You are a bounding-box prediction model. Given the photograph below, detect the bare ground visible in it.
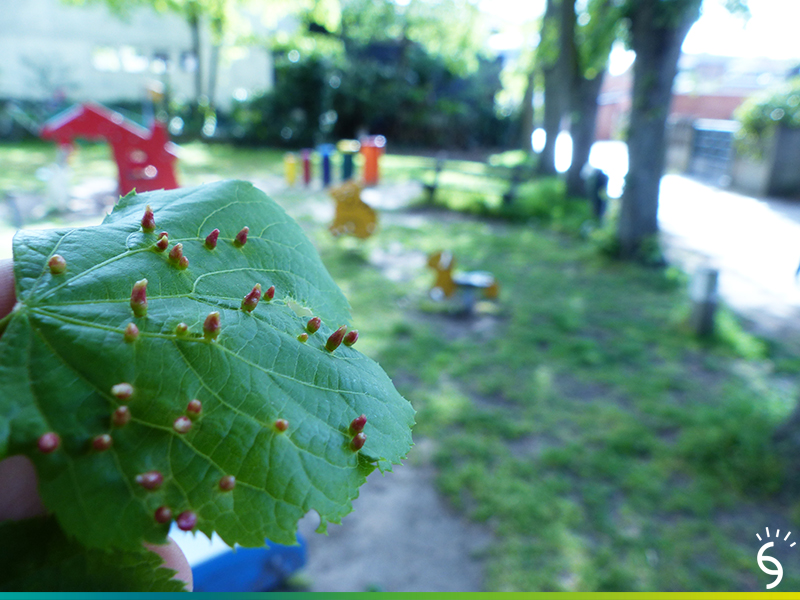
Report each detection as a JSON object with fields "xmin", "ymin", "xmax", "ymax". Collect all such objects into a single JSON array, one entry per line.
[{"xmin": 296, "ymin": 439, "xmax": 493, "ymax": 592}]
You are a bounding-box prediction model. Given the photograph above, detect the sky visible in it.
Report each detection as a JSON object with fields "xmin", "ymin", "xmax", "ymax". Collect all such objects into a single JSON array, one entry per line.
[{"xmin": 481, "ymin": 0, "xmax": 800, "ymax": 63}]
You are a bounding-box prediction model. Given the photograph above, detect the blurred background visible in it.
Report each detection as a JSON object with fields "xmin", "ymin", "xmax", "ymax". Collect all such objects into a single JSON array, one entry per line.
[{"xmin": 2, "ymin": 0, "xmax": 800, "ymax": 592}]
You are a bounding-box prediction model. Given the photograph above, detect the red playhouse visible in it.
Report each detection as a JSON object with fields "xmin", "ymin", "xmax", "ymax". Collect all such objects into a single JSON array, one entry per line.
[{"xmin": 40, "ymin": 102, "xmax": 179, "ymax": 196}]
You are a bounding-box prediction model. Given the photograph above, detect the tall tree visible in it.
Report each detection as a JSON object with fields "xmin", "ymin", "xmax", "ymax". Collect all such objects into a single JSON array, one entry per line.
[
  {"xmin": 565, "ymin": 0, "xmax": 620, "ymax": 197},
  {"xmin": 616, "ymin": 0, "xmax": 702, "ymax": 257},
  {"xmin": 537, "ymin": 0, "xmax": 575, "ymax": 175}
]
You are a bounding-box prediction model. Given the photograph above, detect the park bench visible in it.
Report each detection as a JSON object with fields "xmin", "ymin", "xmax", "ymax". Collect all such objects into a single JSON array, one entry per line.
[{"xmin": 420, "ymin": 154, "xmax": 537, "ymax": 209}]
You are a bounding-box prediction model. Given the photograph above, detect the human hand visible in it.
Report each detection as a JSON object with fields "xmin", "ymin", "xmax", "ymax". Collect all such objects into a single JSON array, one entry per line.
[{"xmin": 0, "ymin": 258, "xmax": 193, "ymax": 590}]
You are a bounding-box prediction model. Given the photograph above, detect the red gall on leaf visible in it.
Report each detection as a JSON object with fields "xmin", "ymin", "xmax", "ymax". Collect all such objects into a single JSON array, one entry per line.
[
  {"xmin": 130, "ymin": 279, "xmax": 148, "ymax": 317},
  {"xmin": 233, "ymin": 226, "xmax": 249, "ymax": 247},
  {"xmin": 326, "ymin": 326, "xmax": 348, "ymax": 352},
  {"xmin": 350, "ymin": 414, "xmax": 367, "ymax": 434},
  {"xmin": 112, "ymin": 406, "xmax": 131, "ymax": 427},
  {"xmin": 218, "ymin": 475, "xmax": 236, "ymax": 491},
  {"xmin": 135, "ymin": 471, "xmax": 163, "ymax": 490},
  {"xmin": 274, "ymin": 418, "xmax": 289, "ymax": 432},
  {"xmin": 343, "ymin": 329, "xmax": 359, "ymax": 347},
  {"xmin": 306, "ymin": 317, "xmax": 321, "ymax": 334},
  {"xmin": 178, "ymin": 255, "xmax": 189, "ymax": 270},
  {"xmin": 203, "ymin": 311, "xmax": 221, "ymax": 341},
  {"xmin": 186, "ymin": 399, "xmax": 202, "ymax": 416},
  {"xmin": 173, "ymin": 416, "xmax": 192, "ymax": 434},
  {"xmin": 48, "ymin": 254, "xmax": 66, "ymax": 275},
  {"xmin": 350, "ymin": 432, "xmax": 367, "ymax": 451},
  {"xmin": 204, "ymin": 228, "xmax": 220, "ymax": 250},
  {"xmin": 111, "ymin": 383, "xmax": 133, "ymax": 400},
  {"xmin": 154, "ymin": 506, "xmax": 173, "ymax": 524},
  {"xmin": 176, "ymin": 510, "xmax": 198, "ymax": 531},
  {"xmin": 175, "ymin": 322, "xmax": 189, "ymax": 336},
  {"xmin": 241, "ymin": 283, "xmax": 262, "ymax": 312},
  {"xmin": 297, "ymin": 333, "xmax": 309, "ymax": 343},
  {"xmin": 37, "ymin": 432, "xmax": 60, "ymax": 453},
  {"xmin": 124, "ymin": 322, "xmax": 139, "ymax": 343},
  {"xmin": 154, "ymin": 232, "xmax": 169, "ymax": 252},
  {"xmin": 92, "ymin": 434, "xmax": 113, "ymax": 451},
  {"xmin": 168, "ymin": 243, "xmax": 184, "ymax": 265},
  {"xmin": 141, "ymin": 205, "xmax": 156, "ymax": 232},
  {"xmin": 265, "ymin": 285, "xmax": 275, "ymax": 301}
]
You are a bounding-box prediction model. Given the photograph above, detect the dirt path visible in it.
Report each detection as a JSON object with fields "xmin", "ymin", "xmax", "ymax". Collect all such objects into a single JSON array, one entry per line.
[{"xmin": 296, "ymin": 440, "xmax": 492, "ymax": 592}]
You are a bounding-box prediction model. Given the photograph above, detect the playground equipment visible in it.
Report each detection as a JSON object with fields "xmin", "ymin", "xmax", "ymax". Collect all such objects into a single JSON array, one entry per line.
[
  {"xmin": 317, "ymin": 143, "xmax": 335, "ymax": 187},
  {"xmin": 301, "ymin": 149, "xmax": 312, "ymax": 186},
  {"xmin": 337, "ymin": 139, "xmax": 361, "ymax": 181},
  {"xmin": 284, "ymin": 152, "xmax": 298, "ymax": 186},
  {"xmin": 360, "ymin": 135, "xmax": 386, "ymax": 186},
  {"xmin": 40, "ymin": 102, "xmax": 179, "ymax": 196},
  {"xmin": 427, "ymin": 250, "xmax": 499, "ymax": 310},
  {"xmin": 329, "ymin": 181, "xmax": 378, "ymax": 239}
]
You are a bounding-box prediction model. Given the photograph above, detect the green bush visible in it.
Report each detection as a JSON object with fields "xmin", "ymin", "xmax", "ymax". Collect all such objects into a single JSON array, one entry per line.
[
  {"xmin": 676, "ymin": 392, "xmax": 783, "ymax": 494},
  {"xmin": 496, "ymin": 177, "xmax": 591, "ymax": 233},
  {"xmin": 232, "ymin": 41, "xmax": 511, "ymax": 149},
  {"xmin": 734, "ymin": 76, "xmax": 800, "ymax": 158}
]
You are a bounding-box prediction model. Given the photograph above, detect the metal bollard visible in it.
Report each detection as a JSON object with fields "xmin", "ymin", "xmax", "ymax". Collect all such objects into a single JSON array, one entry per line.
[{"xmin": 690, "ymin": 267, "xmax": 719, "ymax": 337}]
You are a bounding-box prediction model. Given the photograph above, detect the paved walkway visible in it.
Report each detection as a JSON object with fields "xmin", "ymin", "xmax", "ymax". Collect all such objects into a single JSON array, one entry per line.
[{"xmin": 658, "ymin": 174, "xmax": 800, "ymax": 340}]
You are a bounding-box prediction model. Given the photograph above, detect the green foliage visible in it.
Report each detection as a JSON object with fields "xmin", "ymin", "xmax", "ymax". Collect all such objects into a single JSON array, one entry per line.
[
  {"xmin": 348, "ymin": 203, "xmax": 795, "ymax": 591},
  {"xmin": 232, "ymin": 52, "xmax": 330, "ymax": 148},
  {"xmin": 429, "ymin": 170, "xmax": 592, "ymax": 233},
  {"xmin": 0, "ymin": 180, "xmax": 413, "ymax": 588},
  {"xmin": 339, "ymin": 0, "xmax": 491, "ymax": 77},
  {"xmin": 575, "ymin": 0, "xmax": 625, "ymax": 79},
  {"xmin": 0, "ymin": 517, "xmax": 184, "ymax": 592},
  {"xmin": 676, "ymin": 390, "xmax": 783, "ymax": 494},
  {"xmin": 232, "ymin": 41, "xmax": 510, "ymax": 149},
  {"xmin": 734, "ymin": 76, "xmax": 800, "ymax": 157},
  {"xmin": 499, "ymin": 177, "xmax": 591, "ymax": 231}
]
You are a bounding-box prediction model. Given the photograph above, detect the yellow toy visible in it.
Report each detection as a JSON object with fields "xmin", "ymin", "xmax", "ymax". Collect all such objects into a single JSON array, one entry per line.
[
  {"xmin": 427, "ymin": 250, "xmax": 499, "ymax": 305},
  {"xmin": 329, "ymin": 181, "xmax": 378, "ymax": 239}
]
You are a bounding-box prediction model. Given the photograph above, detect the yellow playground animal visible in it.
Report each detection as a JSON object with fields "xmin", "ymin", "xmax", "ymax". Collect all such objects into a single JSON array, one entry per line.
[
  {"xmin": 329, "ymin": 181, "xmax": 378, "ymax": 239},
  {"xmin": 427, "ymin": 250, "xmax": 499, "ymax": 306}
]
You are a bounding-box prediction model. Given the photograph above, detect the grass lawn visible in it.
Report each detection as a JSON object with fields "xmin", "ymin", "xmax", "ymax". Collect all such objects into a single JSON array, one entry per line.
[{"xmin": 3, "ymin": 141, "xmax": 800, "ymax": 591}]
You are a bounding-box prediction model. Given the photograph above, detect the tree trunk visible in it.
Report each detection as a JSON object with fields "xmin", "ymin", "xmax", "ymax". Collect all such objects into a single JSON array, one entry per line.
[
  {"xmin": 537, "ymin": 0, "xmax": 574, "ymax": 175},
  {"xmin": 540, "ymin": 65, "xmax": 561, "ymax": 175},
  {"xmin": 188, "ymin": 8, "xmax": 203, "ymax": 104},
  {"xmin": 566, "ymin": 73, "xmax": 604, "ymax": 197},
  {"xmin": 617, "ymin": 1, "xmax": 700, "ymax": 258},
  {"xmin": 207, "ymin": 44, "xmax": 220, "ymax": 111},
  {"xmin": 519, "ymin": 66, "xmax": 536, "ymax": 152}
]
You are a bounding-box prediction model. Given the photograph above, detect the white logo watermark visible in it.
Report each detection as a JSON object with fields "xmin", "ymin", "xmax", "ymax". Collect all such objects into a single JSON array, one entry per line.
[{"xmin": 756, "ymin": 527, "xmax": 795, "ymax": 589}]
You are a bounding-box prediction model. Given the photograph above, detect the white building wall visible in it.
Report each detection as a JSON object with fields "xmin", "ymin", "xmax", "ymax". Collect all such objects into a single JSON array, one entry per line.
[{"xmin": 0, "ymin": 0, "xmax": 272, "ymax": 112}]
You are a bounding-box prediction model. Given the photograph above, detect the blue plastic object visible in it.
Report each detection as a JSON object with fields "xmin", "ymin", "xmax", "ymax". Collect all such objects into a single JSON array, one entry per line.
[
  {"xmin": 317, "ymin": 144, "xmax": 336, "ymax": 187},
  {"xmin": 192, "ymin": 536, "xmax": 307, "ymax": 592}
]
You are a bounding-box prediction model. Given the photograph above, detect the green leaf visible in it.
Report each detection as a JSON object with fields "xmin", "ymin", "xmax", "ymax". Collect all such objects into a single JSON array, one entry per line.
[
  {"xmin": 0, "ymin": 180, "xmax": 414, "ymax": 553},
  {"xmin": 0, "ymin": 516, "xmax": 186, "ymax": 591}
]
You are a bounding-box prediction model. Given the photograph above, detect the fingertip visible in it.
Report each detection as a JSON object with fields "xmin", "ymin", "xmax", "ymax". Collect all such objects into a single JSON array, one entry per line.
[
  {"xmin": 0, "ymin": 455, "xmax": 46, "ymax": 521},
  {"xmin": 0, "ymin": 259, "xmax": 15, "ymax": 320},
  {"xmin": 145, "ymin": 538, "xmax": 194, "ymax": 591}
]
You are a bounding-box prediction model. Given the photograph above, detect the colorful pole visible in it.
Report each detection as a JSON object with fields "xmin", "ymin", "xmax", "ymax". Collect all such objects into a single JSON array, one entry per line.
[
  {"xmin": 284, "ymin": 152, "xmax": 297, "ymax": 186},
  {"xmin": 302, "ymin": 149, "xmax": 311, "ymax": 186},
  {"xmin": 360, "ymin": 135, "xmax": 386, "ymax": 187},
  {"xmin": 337, "ymin": 139, "xmax": 360, "ymax": 181},
  {"xmin": 317, "ymin": 144, "xmax": 335, "ymax": 187}
]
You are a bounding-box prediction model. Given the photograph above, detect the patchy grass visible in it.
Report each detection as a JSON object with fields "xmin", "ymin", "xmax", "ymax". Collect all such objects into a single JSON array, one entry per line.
[
  {"xmin": 4, "ymin": 142, "xmax": 799, "ymax": 591},
  {"xmin": 295, "ymin": 181, "xmax": 800, "ymax": 591}
]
